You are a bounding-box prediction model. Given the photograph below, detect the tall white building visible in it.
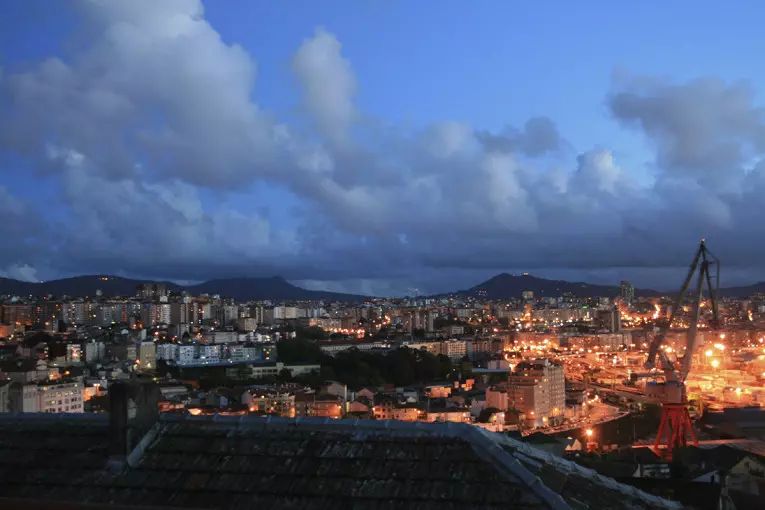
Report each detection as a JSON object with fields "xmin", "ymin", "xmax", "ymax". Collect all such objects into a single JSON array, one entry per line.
[
  {"xmin": 10, "ymin": 381, "xmax": 84, "ymax": 414},
  {"xmin": 273, "ymin": 306, "xmax": 299, "ymax": 320},
  {"xmin": 83, "ymin": 340, "xmax": 106, "ymax": 363},
  {"xmin": 136, "ymin": 341, "xmax": 157, "ymax": 369}
]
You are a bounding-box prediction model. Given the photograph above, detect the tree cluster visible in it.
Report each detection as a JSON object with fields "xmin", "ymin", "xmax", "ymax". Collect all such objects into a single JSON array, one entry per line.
[{"xmin": 277, "ymin": 337, "xmax": 453, "ymax": 389}]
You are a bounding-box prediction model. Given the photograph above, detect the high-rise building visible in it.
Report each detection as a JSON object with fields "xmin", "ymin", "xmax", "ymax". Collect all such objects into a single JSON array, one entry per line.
[
  {"xmin": 596, "ymin": 307, "xmax": 622, "ymax": 333},
  {"xmin": 136, "ymin": 283, "xmax": 169, "ymax": 301},
  {"xmin": 486, "ymin": 358, "xmax": 565, "ymax": 427},
  {"xmin": 620, "ymin": 280, "xmax": 635, "ymax": 304}
]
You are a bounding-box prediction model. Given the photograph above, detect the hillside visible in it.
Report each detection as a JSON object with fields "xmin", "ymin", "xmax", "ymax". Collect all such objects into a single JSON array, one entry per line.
[
  {"xmin": 453, "ymin": 272, "xmax": 765, "ymax": 299},
  {"xmin": 0, "ymin": 275, "xmax": 368, "ymax": 302},
  {"xmin": 2, "ymin": 272, "xmax": 762, "ymax": 302},
  {"xmin": 714, "ymin": 281, "xmax": 765, "ymax": 299},
  {"xmin": 454, "ymin": 273, "xmax": 659, "ymax": 299},
  {"xmin": 185, "ymin": 277, "xmax": 368, "ymax": 302}
]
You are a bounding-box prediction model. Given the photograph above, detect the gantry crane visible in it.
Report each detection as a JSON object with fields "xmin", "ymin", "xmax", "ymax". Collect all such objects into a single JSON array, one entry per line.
[{"xmin": 642, "ymin": 239, "xmax": 720, "ymax": 458}]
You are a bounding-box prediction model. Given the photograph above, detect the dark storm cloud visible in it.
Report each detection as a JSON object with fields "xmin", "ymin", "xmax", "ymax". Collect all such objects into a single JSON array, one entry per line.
[{"xmin": 1, "ymin": 0, "xmax": 765, "ymax": 294}]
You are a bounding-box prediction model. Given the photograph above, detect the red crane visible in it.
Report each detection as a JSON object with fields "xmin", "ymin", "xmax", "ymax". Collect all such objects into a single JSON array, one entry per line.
[{"xmin": 642, "ymin": 239, "xmax": 720, "ymax": 458}]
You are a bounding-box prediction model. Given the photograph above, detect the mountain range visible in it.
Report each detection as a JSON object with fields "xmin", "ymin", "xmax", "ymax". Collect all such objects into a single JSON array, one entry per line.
[
  {"xmin": 0, "ymin": 272, "xmax": 763, "ymax": 301},
  {"xmin": 0, "ymin": 275, "xmax": 369, "ymax": 302}
]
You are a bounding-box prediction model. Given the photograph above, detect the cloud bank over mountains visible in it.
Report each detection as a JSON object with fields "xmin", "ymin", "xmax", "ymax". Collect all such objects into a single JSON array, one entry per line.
[{"xmin": 1, "ymin": 0, "xmax": 765, "ymax": 295}]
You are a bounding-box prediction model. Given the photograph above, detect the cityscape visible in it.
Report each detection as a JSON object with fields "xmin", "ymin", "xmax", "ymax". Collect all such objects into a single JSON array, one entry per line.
[
  {"xmin": 1, "ymin": 240, "xmax": 765, "ymax": 508},
  {"xmin": 2, "ymin": 1, "xmax": 765, "ymax": 509}
]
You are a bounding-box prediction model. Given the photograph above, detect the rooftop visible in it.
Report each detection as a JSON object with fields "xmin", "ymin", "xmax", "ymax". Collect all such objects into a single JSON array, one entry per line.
[{"xmin": 0, "ymin": 410, "xmax": 683, "ymax": 510}]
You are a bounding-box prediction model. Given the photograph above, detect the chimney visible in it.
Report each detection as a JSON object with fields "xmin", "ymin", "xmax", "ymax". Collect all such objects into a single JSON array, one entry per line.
[{"xmin": 109, "ymin": 376, "xmax": 161, "ymax": 465}]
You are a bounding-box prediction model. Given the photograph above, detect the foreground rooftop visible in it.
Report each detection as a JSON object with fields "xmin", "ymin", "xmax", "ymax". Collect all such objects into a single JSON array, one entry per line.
[{"xmin": 0, "ymin": 407, "xmax": 682, "ymax": 510}]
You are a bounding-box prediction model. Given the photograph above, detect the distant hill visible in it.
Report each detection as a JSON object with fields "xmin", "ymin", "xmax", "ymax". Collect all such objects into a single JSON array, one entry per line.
[
  {"xmin": 451, "ymin": 272, "xmax": 765, "ymax": 300},
  {"xmin": 3, "ymin": 272, "xmax": 762, "ymax": 302},
  {"xmin": 0, "ymin": 275, "xmax": 368, "ymax": 302},
  {"xmin": 451, "ymin": 273, "xmax": 660, "ymax": 300},
  {"xmin": 714, "ymin": 281, "xmax": 765, "ymax": 299},
  {"xmin": 185, "ymin": 277, "xmax": 368, "ymax": 302}
]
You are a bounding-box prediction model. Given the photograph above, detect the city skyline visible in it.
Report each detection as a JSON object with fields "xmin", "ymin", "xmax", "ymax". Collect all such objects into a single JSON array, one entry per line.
[{"xmin": 4, "ymin": 1, "xmax": 765, "ymax": 296}]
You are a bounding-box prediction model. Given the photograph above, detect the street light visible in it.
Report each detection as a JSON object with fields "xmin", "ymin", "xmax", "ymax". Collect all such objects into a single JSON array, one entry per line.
[{"xmin": 586, "ymin": 428, "xmax": 593, "ymax": 438}]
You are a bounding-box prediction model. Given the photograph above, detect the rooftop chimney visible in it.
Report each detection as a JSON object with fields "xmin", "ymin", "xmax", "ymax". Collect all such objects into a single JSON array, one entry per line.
[{"xmin": 109, "ymin": 376, "xmax": 160, "ymax": 465}]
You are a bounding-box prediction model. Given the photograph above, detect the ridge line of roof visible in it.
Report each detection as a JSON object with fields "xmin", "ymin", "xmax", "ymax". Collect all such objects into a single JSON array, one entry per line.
[{"xmin": 488, "ymin": 431, "xmax": 684, "ymax": 509}]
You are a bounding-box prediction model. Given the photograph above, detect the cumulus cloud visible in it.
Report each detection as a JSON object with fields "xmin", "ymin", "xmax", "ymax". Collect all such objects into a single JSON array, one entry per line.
[
  {"xmin": 476, "ymin": 116, "xmax": 566, "ymax": 157},
  {"xmin": 608, "ymin": 75, "xmax": 765, "ymax": 188},
  {"xmin": 292, "ymin": 27, "xmax": 357, "ymax": 145},
  {"xmin": 1, "ymin": 0, "xmax": 765, "ymax": 294}
]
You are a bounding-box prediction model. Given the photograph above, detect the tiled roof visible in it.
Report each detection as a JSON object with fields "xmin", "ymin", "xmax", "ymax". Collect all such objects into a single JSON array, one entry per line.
[
  {"xmin": 489, "ymin": 431, "xmax": 683, "ymax": 509},
  {"xmin": 0, "ymin": 412, "xmax": 683, "ymax": 510},
  {"xmin": 133, "ymin": 418, "xmax": 548, "ymax": 509},
  {"xmin": 0, "ymin": 413, "xmax": 112, "ymax": 501}
]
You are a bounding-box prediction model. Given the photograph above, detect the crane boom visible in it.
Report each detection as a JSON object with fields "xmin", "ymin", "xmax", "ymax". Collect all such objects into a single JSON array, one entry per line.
[
  {"xmin": 644, "ymin": 243, "xmax": 703, "ymax": 370},
  {"xmin": 641, "ymin": 239, "xmax": 721, "ymax": 459},
  {"xmin": 681, "ymin": 243, "xmax": 720, "ymax": 380}
]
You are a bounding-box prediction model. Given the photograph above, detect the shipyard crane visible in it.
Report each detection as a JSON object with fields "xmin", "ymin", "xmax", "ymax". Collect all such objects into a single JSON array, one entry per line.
[{"xmin": 642, "ymin": 239, "xmax": 720, "ymax": 458}]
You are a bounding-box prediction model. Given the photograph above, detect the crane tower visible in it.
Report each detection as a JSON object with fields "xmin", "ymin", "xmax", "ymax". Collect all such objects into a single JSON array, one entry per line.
[{"xmin": 643, "ymin": 239, "xmax": 720, "ymax": 458}]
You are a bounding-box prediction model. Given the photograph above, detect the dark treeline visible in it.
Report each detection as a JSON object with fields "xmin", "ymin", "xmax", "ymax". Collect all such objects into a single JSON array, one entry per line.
[{"xmin": 278, "ymin": 336, "xmax": 454, "ymax": 389}]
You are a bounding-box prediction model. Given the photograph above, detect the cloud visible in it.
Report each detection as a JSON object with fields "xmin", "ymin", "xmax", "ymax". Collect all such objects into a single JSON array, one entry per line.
[
  {"xmin": 1, "ymin": 1, "xmax": 765, "ymax": 295},
  {"xmin": 0, "ymin": 264, "xmax": 39, "ymax": 283},
  {"xmin": 292, "ymin": 27, "xmax": 356, "ymax": 145},
  {"xmin": 476, "ymin": 116, "xmax": 566, "ymax": 157},
  {"xmin": 608, "ymin": 74, "xmax": 765, "ymax": 188}
]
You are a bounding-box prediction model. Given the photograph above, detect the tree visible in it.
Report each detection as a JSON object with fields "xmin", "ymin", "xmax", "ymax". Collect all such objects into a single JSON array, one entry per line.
[
  {"xmin": 320, "ymin": 365, "xmax": 337, "ymax": 381},
  {"xmin": 384, "ymin": 348, "xmax": 416, "ymax": 386},
  {"xmin": 437, "ymin": 355, "xmax": 453, "ymax": 379},
  {"xmin": 296, "ymin": 325, "xmax": 327, "ymax": 340},
  {"xmin": 23, "ymin": 331, "xmax": 54, "ymax": 348},
  {"xmin": 412, "ymin": 328, "xmax": 426, "ymax": 338},
  {"xmin": 478, "ymin": 407, "xmax": 500, "ymax": 423},
  {"xmin": 277, "ymin": 337, "xmax": 326, "ymax": 364},
  {"xmin": 414, "ymin": 350, "xmax": 441, "ymax": 382}
]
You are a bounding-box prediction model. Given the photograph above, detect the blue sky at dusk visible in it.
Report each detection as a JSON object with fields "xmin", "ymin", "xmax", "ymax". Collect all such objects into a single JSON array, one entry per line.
[{"xmin": 2, "ymin": 0, "xmax": 765, "ymax": 296}]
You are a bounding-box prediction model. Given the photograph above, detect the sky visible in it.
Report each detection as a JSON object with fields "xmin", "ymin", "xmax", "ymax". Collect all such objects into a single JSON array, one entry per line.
[{"xmin": 2, "ymin": 0, "xmax": 765, "ymax": 296}]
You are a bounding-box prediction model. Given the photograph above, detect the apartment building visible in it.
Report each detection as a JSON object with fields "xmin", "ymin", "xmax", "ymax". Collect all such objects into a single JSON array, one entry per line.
[
  {"xmin": 10, "ymin": 381, "xmax": 84, "ymax": 413},
  {"xmin": 486, "ymin": 358, "xmax": 565, "ymax": 428}
]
